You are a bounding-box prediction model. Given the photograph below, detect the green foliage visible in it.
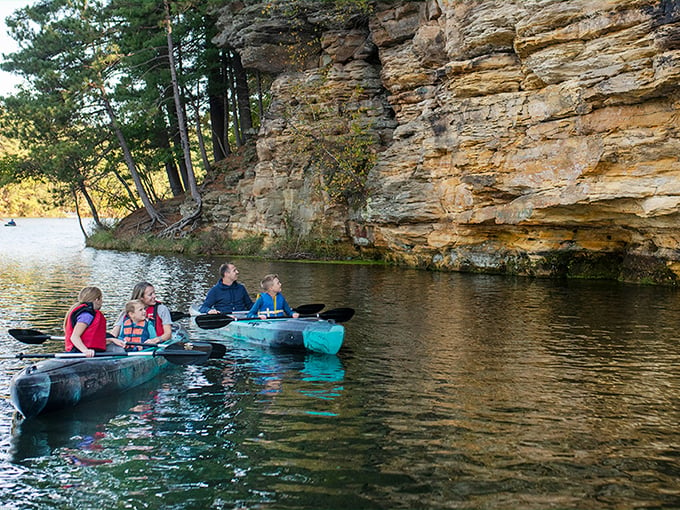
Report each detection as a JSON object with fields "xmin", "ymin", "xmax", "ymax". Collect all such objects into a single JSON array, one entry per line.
[
  {"xmin": 1, "ymin": 0, "xmax": 256, "ymax": 219},
  {"xmin": 280, "ymin": 76, "xmax": 380, "ymax": 208},
  {"xmin": 312, "ymin": 116, "xmax": 377, "ymax": 207}
]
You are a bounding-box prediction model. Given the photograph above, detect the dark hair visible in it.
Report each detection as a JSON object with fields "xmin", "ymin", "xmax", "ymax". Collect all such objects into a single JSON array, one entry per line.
[{"xmin": 219, "ymin": 263, "xmax": 234, "ymax": 278}]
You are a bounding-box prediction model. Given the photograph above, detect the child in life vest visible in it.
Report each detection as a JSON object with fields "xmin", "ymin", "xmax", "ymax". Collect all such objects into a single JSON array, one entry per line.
[
  {"xmin": 118, "ymin": 299, "xmax": 157, "ymax": 350},
  {"xmin": 247, "ymin": 274, "xmax": 300, "ymax": 319}
]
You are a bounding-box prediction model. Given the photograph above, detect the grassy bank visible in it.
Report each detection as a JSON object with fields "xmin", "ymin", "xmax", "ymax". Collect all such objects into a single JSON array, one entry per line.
[{"xmin": 86, "ymin": 224, "xmax": 381, "ymax": 263}]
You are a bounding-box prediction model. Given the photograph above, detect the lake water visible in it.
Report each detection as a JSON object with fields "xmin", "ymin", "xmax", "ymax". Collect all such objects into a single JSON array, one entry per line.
[{"xmin": 1, "ymin": 218, "xmax": 679, "ymax": 509}]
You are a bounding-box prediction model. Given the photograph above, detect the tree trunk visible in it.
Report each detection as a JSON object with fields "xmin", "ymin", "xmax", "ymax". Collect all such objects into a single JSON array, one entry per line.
[
  {"xmin": 72, "ymin": 188, "xmax": 88, "ymax": 239},
  {"xmin": 77, "ymin": 180, "xmax": 103, "ymax": 229},
  {"xmin": 160, "ymin": 0, "xmax": 200, "ymax": 237},
  {"xmin": 232, "ymin": 50, "xmax": 252, "ymax": 141},
  {"xmin": 208, "ymin": 51, "xmax": 228, "ymax": 161},
  {"xmin": 257, "ymin": 70, "xmax": 264, "ymax": 124},
  {"xmin": 155, "ymin": 110, "xmax": 184, "ymax": 196},
  {"xmin": 98, "ymin": 85, "xmax": 164, "ymax": 226},
  {"xmin": 227, "ymin": 51, "xmax": 242, "ymax": 147},
  {"xmin": 111, "ymin": 166, "xmax": 139, "ymax": 209},
  {"xmin": 194, "ymin": 98, "xmax": 211, "ymax": 174}
]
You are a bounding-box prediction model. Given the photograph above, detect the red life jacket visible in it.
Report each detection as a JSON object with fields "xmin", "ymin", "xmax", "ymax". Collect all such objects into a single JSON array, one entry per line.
[
  {"xmin": 146, "ymin": 302, "xmax": 165, "ymax": 339},
  {"xmin": 64, "ymin": 303, "xmax": 107, "ymax": 352}
]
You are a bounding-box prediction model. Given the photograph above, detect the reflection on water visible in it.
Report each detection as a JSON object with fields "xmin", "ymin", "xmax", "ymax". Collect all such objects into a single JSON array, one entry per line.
[{"xmin": 1, "ymin": 219, "xmax": 680, "ymax": 509}]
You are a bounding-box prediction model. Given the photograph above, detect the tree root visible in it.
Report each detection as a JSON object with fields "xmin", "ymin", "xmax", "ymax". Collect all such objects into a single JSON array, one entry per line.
[{"xmin": 158, "ymin": 202, "xmax": 201, "ymax": 238}]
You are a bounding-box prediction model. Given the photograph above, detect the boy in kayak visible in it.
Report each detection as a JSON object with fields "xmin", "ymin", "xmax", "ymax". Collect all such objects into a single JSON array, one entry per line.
[
  {"xmin": 117, "ymin": 299, "xmax": 157, "ymax": 350},
  {"xmin": 111, "ymin": 281, "xmax": 173, "ymax": 344},
  {"xmin": 247, "ymin": 274, "xmax": 300, "ymax": 319}
]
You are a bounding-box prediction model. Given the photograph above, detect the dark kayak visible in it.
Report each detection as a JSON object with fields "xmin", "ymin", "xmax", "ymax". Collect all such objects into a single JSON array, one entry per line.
[{"xmin": 10, "ymin": 328, "xmax": 189, "ymax": 419}]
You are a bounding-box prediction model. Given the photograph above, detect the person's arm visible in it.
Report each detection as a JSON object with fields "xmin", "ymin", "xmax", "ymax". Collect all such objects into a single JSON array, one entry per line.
[
  {"xmin": 107, "ymin": 326, "xmax": 126, "ymax": 348},
  {"xmin": 155, "ymin": 323, "xmax": 172, "ymax": 342},
  {"xmin": 281, "ymin": 295, "xmax": 299, "ymax": 318},
  {"xmin": 155, "ymin": 305, "xmax": 173, "ymax": 342},
  {"xmin": 109, "ymin": 311, "xmax": 125, "ymax": 339},
  {"xmin": 199, "ymin": 287, "xmax": 217, "ymax": 313},
  {"xmin": 247, "ymin": 296, "xmax": 263, "ymax": 318},
  {"xmin": 69, "ymin": 322, "xmax": 95, "ymax": 357},
  {"xmin": 107, "ymin": 312, "xmax": 126, "ymax": 347}
]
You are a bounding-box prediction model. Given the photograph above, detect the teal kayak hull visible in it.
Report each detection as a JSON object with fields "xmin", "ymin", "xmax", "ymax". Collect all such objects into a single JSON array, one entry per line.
[
  {"xmin": 215, "ymin": 318, "xmax": 344, "ymax": 355},
  {"xmin": 10, "ymin": 328, "xmax": 187, "ymax": 419}
]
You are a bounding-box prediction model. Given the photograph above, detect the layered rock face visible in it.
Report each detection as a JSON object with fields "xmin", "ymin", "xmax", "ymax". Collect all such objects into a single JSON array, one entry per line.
[{"xmin": 213, "ymin": 0, "xmax": 680, "ymax": 282}]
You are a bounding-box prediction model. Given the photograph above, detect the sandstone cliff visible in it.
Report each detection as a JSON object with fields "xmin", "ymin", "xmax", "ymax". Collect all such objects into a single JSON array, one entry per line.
[{"xmin": 211, "ymin": 0, "xmax": 680, "ymax": 283}]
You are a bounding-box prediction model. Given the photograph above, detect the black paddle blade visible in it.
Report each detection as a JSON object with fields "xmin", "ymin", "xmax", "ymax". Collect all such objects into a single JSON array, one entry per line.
[
  {"xmin": 318, "ymin": 307, "xmax": 355, "ymax": 323},
  {"xmin": 9, "ymin": 328, "xmax": 51, "ymax": 344},
  {"xmin": 293, "ymin": 303, "xmax": 325, "ymax": 315},
  {"xmin": 170, "ymin": 310, "xmax": 191, "ymax": 322},
  {"xmin": 207, "ymin": 342, "xmax": 227, "ymax": 359},
  {"xmin": 194, "ymin": 314, "xmax": 234, "ymax": 330},
  {"xmin": 158, "ymin": 341, "xmax": 211, "ymax": 365},
  {"xmin": 180, "ymin": 340, "xmax": 226, "ymax": 359}
]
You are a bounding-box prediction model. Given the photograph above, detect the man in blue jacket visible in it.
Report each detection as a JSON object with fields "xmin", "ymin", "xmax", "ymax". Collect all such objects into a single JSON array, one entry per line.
[{"xmin": 199, "ymin": 263, "xmax": 254, "ymax": 314}]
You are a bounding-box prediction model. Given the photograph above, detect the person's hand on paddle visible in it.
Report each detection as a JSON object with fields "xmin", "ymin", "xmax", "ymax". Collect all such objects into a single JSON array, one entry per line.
[{"xmin": 108, "ymin": 337, "xmax": 126, "ymax": 349}]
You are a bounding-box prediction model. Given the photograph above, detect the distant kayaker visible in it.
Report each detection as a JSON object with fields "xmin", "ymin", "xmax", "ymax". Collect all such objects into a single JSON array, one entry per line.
[
  {"xmin": 117, "ymin": 299, "xmax": 156, "ymax": 350},
  {"xmin": 6, "ymin": 219, "xmax": 16, "ymax": 226},
  {"xmin": 64, "ymin": 286, "xmax": 125, "ymax": 357},
  {"xmin": 199, "ymin": 262, "xmax": 254, "ymax": 315},
  {"xmin": 247, "ymin": 274, "xmax": 300, "ymax": 319},
  {"xmin": 111, "ymin": 282, "xmax": 173, "ymax": 343}
]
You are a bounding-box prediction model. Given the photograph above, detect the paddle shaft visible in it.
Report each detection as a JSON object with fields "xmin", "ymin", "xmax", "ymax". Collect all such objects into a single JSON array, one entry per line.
[
  {"xmin": 8, "ymin": 328, "xmax": 227, "ymax": 359},
  {"xmin": 2, "ymin": 338, "xmax": 215, "ymax": 364},
  {"xmin": 195, "ymin": 307, "xmax": 354, "ymax": 330},
  {"xmin": 0, "ymin": 349, "xmax": 206, "ymax": 362}
]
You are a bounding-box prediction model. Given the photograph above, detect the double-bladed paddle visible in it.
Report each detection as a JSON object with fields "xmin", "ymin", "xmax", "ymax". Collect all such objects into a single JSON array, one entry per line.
[
  {"xmin": 9, "ymin": 328, "xmax": 65, "ymax": 345},
  {"xmin": 170, "ymin": 310, "xmax": 191, "ymax": 321},
  {"xmin": 292, "ymin": 303, "xmax": 326, "ymax": 315},
  {"xmin": 195, "ymin": 307, "xmax": 355, "ymax": 330},
  {"xmin": 192, "ymin": 303, "xmax": 325, "ymax": 318},
  {"xmin": 0, "ymin": 341, "xmax": 211, "ymax": 365},
  {"xmin": 8, "ymin": 328, "xmax": 227, "ymax": 359}
]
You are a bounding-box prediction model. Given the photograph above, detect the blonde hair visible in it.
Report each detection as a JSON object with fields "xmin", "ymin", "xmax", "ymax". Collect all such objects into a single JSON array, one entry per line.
[
  {"xmin": 260, "ymin": 274, "xmax": 279, "ymax": 291},
  {"xmin": 131, "ymin": 281, "xmax": 153, "ymax": 301},
  {"xmin": 63, "ymin": 286, "xmax": 103, "ymax": 329},
  {"xmin": 125, "ymin": 299, "xmax": 145, "ymax": 316}
]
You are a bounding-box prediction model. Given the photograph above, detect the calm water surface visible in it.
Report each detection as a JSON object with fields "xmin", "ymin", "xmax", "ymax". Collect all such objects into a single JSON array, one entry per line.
[{"xmin": 1, "ymin": 218, "xmax": 679, "ymax": 509}]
